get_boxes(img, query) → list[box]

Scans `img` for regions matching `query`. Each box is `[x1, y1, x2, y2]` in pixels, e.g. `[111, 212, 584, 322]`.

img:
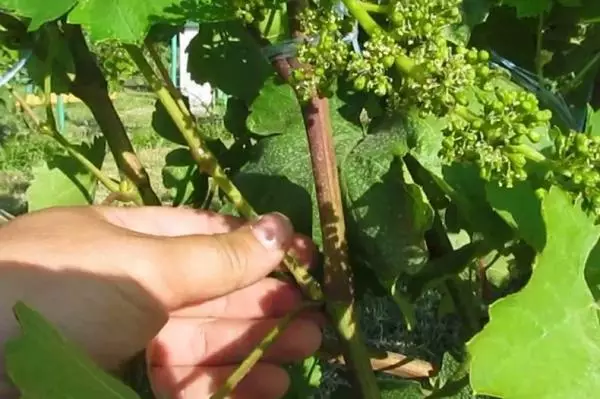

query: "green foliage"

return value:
[341, 117, 432, 283]
[187, 20, 273, 102]
[2, 0, 600, 398]
[501, 0, 583, 18]
[5, 301, 141, 399]
[467, 186, 600, 398]
[0, 134, 61, 173]
[0, 0, 78, 31]
[25, 136, 106, 211]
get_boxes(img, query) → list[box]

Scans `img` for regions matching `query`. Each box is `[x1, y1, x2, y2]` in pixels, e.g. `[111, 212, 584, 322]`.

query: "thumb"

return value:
[148, 212, 295, 310]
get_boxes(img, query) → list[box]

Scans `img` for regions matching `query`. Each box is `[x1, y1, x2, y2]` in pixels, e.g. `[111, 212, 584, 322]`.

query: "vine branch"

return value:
[9, 86, 122, 197]
[124, 43, 324, 302]
[268, 3, 381, 395]
[210, 301, 321, 399]
[62, 24, 160, 206]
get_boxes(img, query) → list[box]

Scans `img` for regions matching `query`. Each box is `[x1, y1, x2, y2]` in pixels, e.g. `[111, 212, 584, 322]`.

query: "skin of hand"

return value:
[0, 206, 324, 399]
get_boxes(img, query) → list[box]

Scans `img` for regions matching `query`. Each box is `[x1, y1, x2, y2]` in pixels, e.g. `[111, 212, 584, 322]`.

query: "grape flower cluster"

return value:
[554, 130, 600, 217]
[232, 0, 280, 24]
[441, 86, 552, 188]
[280, 0, 599, 218]
[347, 30, 399, 96]
[388, 0, 463, 47]
[292, 6, 353, 100]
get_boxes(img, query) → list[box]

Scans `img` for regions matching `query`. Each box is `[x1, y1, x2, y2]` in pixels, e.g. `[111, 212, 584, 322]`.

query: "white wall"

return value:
[179, 24, 213, 116]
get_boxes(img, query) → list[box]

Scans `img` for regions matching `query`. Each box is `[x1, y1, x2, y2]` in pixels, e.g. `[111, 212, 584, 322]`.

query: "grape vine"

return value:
[1, 0, 600, 398]
[290, 0, 600, 219]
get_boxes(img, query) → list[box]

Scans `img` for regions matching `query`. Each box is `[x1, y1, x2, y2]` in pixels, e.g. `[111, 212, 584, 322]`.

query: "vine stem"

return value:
[9, 86, 123, 198]
[144, 40, 191, 119]
[124, 44, 324, 302]
[298, 96, 380, 397]
[280, 2, 380, 392]
[356, 1, 389, 14]
[535, 13, 545, 83]
[210, 301, 321, 399]
[561, 51, 600, 95]
[61, 25, 161, 206]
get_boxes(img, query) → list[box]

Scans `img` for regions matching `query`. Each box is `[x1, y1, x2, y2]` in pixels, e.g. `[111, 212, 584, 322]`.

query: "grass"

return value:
[0, 88, 180, 214]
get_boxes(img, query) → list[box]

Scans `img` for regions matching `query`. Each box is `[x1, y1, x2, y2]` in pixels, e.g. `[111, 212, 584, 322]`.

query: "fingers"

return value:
[93, 206, 246, 237]
[150, 363, 289, 399]
[148, 316, 322, 367]
[171, 278, 303, 319]
[148, 213, 297, 309]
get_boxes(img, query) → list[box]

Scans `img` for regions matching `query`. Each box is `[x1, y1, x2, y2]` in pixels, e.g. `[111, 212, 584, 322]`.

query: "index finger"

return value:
[93, 206, 245, 237]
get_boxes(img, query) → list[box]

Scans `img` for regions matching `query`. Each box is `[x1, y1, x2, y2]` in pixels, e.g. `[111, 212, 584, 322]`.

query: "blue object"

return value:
[171, 34, 178, 87]
[56, 94, 65, 132]
[0, 50, 32, 88]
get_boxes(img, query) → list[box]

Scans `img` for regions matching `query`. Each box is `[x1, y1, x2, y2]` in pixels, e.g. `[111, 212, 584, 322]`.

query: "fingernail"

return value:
[250, 212, 293, 250]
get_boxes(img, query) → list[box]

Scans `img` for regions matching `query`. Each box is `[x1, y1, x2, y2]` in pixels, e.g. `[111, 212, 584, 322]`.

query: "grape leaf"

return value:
[0, 0, 77, 31]
[462, 0, 495, 27]
[187, 21, 273, 102]
[428, 352, 472, 398]
[25, 136, 106, 211]
[485, 180, 546, 251]
[246, 77, 304, 135]
[467, 186, 600, 398]
[405, 113, 514, 247]
[232, 91, 363, 246]
[162, 147, 208, 206]
[66, 0, 181, 43]
[586, 106, 600, 137]
[283, 356, 322, 398]
[151, 99, 188, 145]
[4, 301, 140, 399]
[341, 116, 432, 284]
[231, 130, 316, 240]
[153, 0, 240, 26]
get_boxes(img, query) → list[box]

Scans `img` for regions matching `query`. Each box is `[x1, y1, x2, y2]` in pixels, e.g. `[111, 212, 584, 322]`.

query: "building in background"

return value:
[178, 22, 213, 117]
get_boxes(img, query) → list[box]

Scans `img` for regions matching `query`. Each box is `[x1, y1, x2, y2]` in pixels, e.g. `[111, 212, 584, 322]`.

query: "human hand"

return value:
[0, 206, 323, 398]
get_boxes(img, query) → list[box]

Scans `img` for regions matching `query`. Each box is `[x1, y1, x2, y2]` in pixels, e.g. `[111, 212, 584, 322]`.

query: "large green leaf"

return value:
[467, 186, 600, 398]
[25, 136, 106, 211]
[187, 20, 273, 102]
[341, 116, 432, 284]
[232, 83, 364, 245]
[246, 77, 304, 136]
[231, 130, 316, 239]
[67, 0, 179, 43]
[0, 0, 77, 31]
[4, 301, 140, 398]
